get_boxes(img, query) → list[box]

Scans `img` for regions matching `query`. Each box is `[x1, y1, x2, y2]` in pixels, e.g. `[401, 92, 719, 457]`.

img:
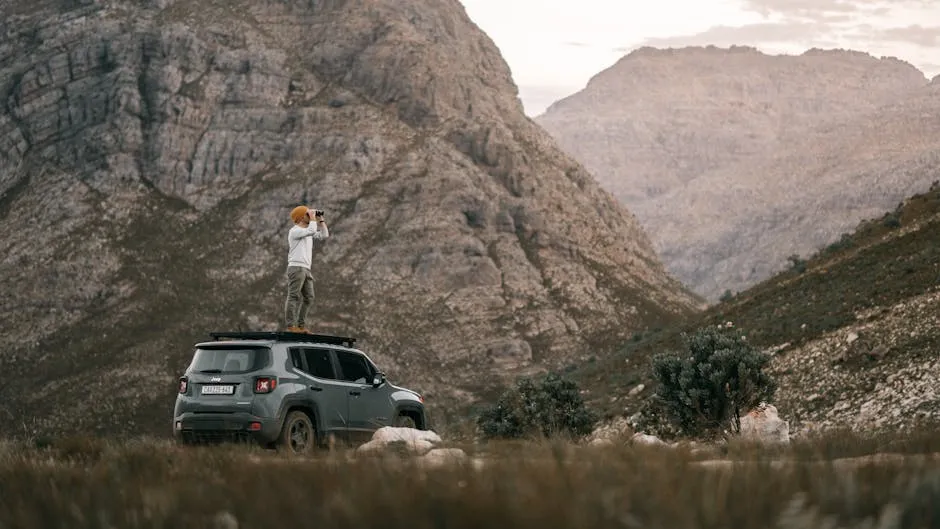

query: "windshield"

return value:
[189, 347, 271, 374]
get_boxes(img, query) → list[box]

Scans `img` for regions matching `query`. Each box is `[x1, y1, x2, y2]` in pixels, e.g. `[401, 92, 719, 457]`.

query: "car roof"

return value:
[194, 339, 364, 354]
[195, 331, 366, 356]
[194, 339, 277, 348]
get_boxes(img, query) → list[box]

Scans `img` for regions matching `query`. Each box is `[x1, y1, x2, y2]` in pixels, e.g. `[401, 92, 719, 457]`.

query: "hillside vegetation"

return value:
[571, 181, 940, 434]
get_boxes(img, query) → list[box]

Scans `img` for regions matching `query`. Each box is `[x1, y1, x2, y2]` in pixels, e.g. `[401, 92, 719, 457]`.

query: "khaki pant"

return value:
[285, 266, 314, 328]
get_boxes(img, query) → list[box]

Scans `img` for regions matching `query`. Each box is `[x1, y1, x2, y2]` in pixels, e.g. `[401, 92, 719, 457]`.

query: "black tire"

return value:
[278, 411, 316, 455]
[394, 413, 417, 429]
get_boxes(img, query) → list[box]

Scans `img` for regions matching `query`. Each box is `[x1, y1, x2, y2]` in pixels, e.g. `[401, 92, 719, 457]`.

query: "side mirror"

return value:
[372, 372, 386, 388]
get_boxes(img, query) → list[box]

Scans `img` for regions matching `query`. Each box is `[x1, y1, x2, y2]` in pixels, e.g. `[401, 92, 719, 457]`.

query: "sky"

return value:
[459, 0, 940, 116]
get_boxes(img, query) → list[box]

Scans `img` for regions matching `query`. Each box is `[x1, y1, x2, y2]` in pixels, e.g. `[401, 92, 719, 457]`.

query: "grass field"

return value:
[3, 428, 940, 529]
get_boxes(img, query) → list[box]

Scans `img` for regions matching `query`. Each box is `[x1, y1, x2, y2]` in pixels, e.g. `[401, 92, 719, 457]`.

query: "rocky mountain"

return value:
[535, 45, 938, 301]
[571, 182, 940, 437]
[0, 0, 700, 438]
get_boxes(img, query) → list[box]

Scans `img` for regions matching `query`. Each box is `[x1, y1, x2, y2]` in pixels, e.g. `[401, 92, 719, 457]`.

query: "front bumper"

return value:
[172, 412, 280, 445]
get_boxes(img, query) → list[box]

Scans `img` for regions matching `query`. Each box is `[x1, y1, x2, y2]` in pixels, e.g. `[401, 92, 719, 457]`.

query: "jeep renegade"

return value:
[173, 331, 427, 454]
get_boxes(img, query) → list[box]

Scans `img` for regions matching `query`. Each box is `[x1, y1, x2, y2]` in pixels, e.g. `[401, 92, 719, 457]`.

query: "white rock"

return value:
[739, 404, 790, 444]
[356, 426, 442, 455]
[418, 448, 468, 468]
[628, 384, 645, 397]
[357, 438, 434, 455]
[213, 511, 239, 529]
[371, 426, 442, 445]
[631, 433, 665, 446]
[847, 332, 859, 344]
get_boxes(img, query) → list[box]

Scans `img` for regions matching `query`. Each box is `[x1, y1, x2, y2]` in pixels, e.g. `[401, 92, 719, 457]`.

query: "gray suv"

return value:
[172, 331, 428, 454]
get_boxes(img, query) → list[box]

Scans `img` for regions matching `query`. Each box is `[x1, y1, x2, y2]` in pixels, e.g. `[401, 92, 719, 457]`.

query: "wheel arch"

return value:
[394, 404, 427, 430]
[278, 396, 322, 440]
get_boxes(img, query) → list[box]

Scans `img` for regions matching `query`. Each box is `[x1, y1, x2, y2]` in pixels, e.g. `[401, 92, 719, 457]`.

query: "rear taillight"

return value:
[179, 377, 188, 394]
[254, 377, 277, 394]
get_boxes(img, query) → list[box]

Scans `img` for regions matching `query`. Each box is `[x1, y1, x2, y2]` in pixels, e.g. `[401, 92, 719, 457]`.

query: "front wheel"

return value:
[278, 411, 316, 455]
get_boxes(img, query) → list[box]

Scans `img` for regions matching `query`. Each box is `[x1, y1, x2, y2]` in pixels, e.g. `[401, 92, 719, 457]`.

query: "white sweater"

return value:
[287, 222, 329, 269]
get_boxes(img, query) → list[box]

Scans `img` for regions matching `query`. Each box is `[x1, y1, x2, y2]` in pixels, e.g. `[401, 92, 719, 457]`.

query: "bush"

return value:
[787, 254, 807, 274]
[649, 325, 778, 437]
[882, 212, 901, 229]
[477, 372, 597, 440]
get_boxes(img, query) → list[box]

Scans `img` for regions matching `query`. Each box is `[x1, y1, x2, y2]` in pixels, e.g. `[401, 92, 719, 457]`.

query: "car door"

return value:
[288, 346, 351, 445]
[333, 349, 393, 443]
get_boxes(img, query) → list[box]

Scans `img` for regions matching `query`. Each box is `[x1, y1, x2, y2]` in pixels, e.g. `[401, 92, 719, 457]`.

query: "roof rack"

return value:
[208, 331, 357, 348]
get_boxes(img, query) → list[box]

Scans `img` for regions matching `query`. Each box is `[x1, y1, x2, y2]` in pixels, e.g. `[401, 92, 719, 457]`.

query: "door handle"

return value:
[309, 386, 323, 392]
[349, 391, 361, 396]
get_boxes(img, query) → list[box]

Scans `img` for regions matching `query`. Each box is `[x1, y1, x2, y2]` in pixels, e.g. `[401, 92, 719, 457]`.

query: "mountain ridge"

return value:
[535, 45, 936, 300]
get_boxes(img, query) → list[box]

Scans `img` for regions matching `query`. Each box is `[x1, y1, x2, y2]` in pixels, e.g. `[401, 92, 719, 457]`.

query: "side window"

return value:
[301, 348, 337, 380]
[335, 351, 373, 383]
[289, 348, 304, 370]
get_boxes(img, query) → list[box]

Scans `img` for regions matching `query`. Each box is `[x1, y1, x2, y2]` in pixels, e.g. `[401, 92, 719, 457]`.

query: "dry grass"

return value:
[2, 430, 940, 528]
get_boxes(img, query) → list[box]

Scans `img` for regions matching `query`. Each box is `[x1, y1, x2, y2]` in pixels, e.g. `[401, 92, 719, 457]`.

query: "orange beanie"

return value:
[290, 205, 308, 223]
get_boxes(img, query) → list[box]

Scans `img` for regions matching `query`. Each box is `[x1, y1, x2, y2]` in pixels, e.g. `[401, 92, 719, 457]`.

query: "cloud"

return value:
[563, 41, 590, 47]
[742, 0, 860, 17]
[624, 21, 829, 49]
[741, 0, 936, 21]
[616, 3, 940, 70]
[877, 24, 940, 46]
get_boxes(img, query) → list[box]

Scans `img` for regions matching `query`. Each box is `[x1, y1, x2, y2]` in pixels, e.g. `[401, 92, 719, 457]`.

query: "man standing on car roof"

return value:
[285, 205, 329, 333]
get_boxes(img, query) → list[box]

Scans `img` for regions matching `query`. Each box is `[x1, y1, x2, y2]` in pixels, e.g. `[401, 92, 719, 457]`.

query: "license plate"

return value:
[201, 384, 235, 395]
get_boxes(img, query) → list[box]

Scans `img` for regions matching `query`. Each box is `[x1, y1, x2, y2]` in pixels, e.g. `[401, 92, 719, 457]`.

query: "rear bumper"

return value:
[172, 412, 280, 445]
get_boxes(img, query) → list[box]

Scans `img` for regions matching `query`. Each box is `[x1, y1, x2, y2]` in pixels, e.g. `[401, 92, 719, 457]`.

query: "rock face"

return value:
[536, 46, 939, 301]
[0, 0, 699, 437]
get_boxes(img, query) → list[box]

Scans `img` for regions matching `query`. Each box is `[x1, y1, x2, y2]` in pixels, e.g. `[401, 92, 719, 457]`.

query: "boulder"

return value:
[739, 403, 790, 444]
[631, 432, 666, 446]
[356, 427, 443, 456]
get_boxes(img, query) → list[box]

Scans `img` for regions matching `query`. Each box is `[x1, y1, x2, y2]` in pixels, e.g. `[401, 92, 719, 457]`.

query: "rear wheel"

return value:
[394, 413, 417, 429]
[278, 411, 316, 455]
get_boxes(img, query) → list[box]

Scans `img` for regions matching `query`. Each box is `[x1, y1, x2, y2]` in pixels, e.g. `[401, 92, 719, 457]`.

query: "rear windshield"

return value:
[189, 347, 271, 374]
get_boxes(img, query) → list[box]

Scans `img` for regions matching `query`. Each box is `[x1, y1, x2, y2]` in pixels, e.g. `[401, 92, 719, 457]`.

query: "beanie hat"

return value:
[290, 205, 308, 223]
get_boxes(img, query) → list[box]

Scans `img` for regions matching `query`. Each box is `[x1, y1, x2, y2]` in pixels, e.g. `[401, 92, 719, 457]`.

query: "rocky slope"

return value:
[0, 0, 700, 438]
[572, 183, 940, 437]
[535, 46, 937, 301]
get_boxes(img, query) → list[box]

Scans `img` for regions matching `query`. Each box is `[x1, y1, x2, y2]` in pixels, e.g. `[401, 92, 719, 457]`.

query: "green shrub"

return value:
[649, 325, 778, 436]
[823, 233, 855, 255]
[477, 372, 597, 440]
[882, 212, 901, 229]
[787, 254, 807, 274]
